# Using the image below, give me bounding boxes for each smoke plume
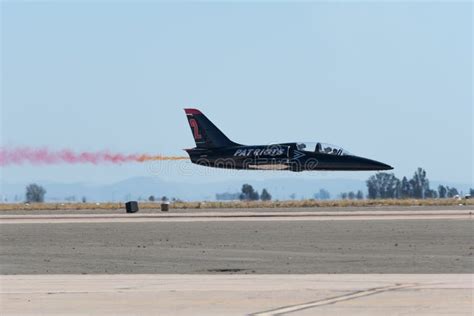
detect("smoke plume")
[0,147,188,166]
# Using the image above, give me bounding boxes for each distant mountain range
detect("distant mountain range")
[1,177,471,202]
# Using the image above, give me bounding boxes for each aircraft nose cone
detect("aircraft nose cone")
[378,162,393,170]
[352,156,393,171]
[367,159,393,171]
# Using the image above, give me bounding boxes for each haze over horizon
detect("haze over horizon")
[1,2,472,188]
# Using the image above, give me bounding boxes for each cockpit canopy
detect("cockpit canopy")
[296,142,351,156]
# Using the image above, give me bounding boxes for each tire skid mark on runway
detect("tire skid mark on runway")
[250,283,417,316]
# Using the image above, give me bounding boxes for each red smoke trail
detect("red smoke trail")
[0,147,188,166]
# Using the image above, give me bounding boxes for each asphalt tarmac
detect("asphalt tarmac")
[0,208,472,274]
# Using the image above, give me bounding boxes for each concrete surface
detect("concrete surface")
[0,209,471,224]
[1,208,472,315]
[0,211,472,274]
[0,274,471,315]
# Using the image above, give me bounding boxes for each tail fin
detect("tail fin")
[184,108,238,148]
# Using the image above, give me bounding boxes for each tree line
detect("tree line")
[340,190,364,200]
[17,171,474,203]
[366,167,462,199]
[216,184,272,201]
[238,184,272,201]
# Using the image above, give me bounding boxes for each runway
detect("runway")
[1,274,471,315]
[0,209,470,224]
[1,207,472,315]
[0,208,472,274]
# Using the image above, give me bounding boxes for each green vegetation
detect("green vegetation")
[260,189,272,201]
[366,167,462,199]
[340,190,364,200]
[314,189,331,200]
[217,184,273,201]
[25,184,46,203]
[239,184,260,201]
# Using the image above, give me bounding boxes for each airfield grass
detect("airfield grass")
[0,198,472,211]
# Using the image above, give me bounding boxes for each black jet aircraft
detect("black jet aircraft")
[184,108,392,172]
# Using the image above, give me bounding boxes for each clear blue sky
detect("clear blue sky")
[1,2,472,185]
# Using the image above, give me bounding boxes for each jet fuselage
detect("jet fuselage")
[186,143,391,172]
[184,108,392,172]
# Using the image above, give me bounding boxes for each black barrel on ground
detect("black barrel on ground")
[125,201,139,213]
[161,202,169,212]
